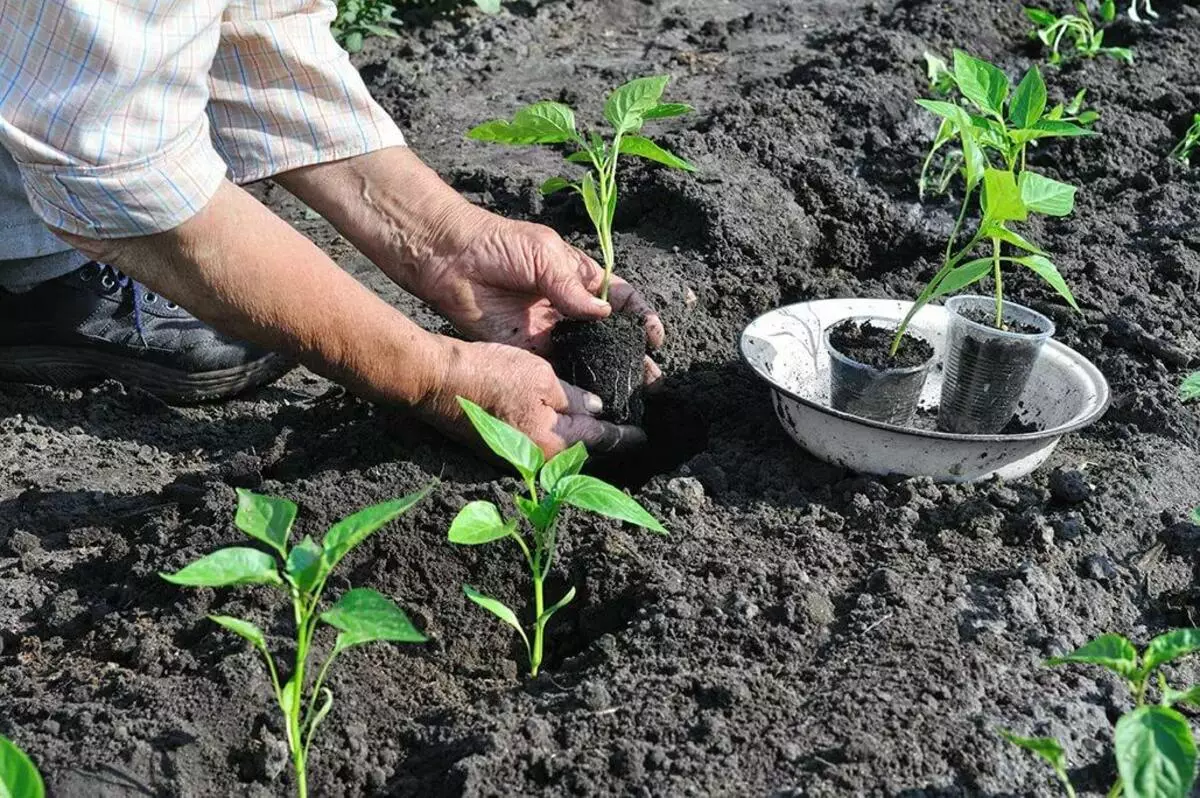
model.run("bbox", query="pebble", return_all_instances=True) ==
[664,477,705,513]
[1053,513,1088,541]
[579,680,612,711]
[1081,554,1118,583]
[1049,469,1091,504]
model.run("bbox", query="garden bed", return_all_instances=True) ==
[3,0,1200,795]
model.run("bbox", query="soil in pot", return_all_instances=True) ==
[825,318,935,427]
[551,313,646,425]
[937,295,1054,435]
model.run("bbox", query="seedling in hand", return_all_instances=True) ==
[467,75,696,301]
[161,488,432,798]
[1025,3,1134,66]
[0,734,44,798]
[448,398,665,677]
[1170,115,1200,165]
[898,53,1088,353]
[1003,630,1200,798]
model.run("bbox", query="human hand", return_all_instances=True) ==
[420,338,646,457]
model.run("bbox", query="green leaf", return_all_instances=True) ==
[456,397,544,481]
[209,615,268,651]
[604,75,670,132]
[618,136,696,171]
[1015,255,1080,311]
[1033,119,1097,137]
[286,535,324,594]
[463,585,530,653]
[1025,7,1059,26]
[1163,685,1200,708]
[1010,66,1047,129]
[320,588,427,646]
[565,150,595,164]
[960,124,986,191]
[472,0,501,13]
[306,687,335,743]
[467,102,580,146]
[343,32,363,53]
[234,490,296,557]
[1115,706,1197,798]
[931,258,994,299]
[280,677,297,717]
[448,501,512,545]
[1143,629,1200,674]
[540,441,588,494]
[1105,47,1135,65]
[360,23,398,38]
[1101,0,1116,22]
[555,475,665,533]
[0,734,44,798]
[580,172,605,234]
[540,177,572,195]
[537,585,577,625]
[1191,507,1200,525]
[915,99,967,123]
[323,485,432,572]
[1066,88,1088,116]
[982,168,1028,222]
[1046,633,1139,679]
[160,547,282,588]
[999,730,1069,773]
[514,494,557,531]
[985,222,1047,255]
[1181,373,1200,403]
[642,102,693,119]
[953,50,1009,117]
[1019,171,1077,216]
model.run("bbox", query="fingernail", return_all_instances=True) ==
[584,392,603,413]
[591,298,611,309]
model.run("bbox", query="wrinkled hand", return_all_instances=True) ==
[414,206,664,379]
[421,339,646,456]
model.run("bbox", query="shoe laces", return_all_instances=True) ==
[92,262,151,344]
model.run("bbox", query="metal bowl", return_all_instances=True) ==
[739,299,1111,482]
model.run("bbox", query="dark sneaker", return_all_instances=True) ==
[0,262,293,403]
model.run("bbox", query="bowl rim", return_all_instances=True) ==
[739,299,1112,444]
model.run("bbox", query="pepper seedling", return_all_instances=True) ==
[1003,630,1200,798]
[161,488,432,798]
[1170,114,1200,165]
[896,52,1088,353]
[448,397,665,677]
[0,734,44,798]
[332,0,499,53]
[467,75,696,301]
[1024,2,1134,66]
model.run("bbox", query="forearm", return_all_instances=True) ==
[274,146,477,294]
[58,180,448,406]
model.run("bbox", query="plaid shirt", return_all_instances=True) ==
[0,0,405,239]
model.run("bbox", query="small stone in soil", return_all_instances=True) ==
[1081,554,1118,582]
[827,319,933,370]
[1049,468,1091,504]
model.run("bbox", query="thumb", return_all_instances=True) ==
[539,247,612,320]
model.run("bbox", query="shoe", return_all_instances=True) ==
[0,262,293,403]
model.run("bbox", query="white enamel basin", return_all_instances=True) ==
[739,299,1111,482]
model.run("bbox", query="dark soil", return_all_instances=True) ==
[4,1,1200,797]
[550,314,646,425]
[957,304,1048,337]
[827,319,934,370]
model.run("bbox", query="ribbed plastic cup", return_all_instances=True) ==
[824,317,934,427]
[937,295,1055,435]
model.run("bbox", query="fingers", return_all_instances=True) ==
[540,245,611,321]
[553,413,648,453]
[644,356,664,390]
[559,380,604,415]
[603,274,666,350]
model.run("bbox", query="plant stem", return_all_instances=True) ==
[1107,778,1123,798]
[992,237,1004,328]
[597,133,623,302]
[530,574,545,677]
[288,592,310,798]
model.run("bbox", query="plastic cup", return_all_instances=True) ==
[937,295,1054,435]
[824,317,934,427]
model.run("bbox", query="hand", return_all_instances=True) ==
[421,338,646,457]
[415,206,665,363]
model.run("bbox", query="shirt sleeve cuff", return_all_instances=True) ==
[14,117,228,239]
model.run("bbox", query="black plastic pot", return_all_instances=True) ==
[824,317,935,427]
[936,295,1054,434]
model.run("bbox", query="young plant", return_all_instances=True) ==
[161,488,432,798]
[467,76,696,301]
[1170,115,1200,165]
[897,53,1090,353]
[0,734,44,798]
[332,0,500,53]
[1181,372,1200,403]
[1025,2,1135,66]
[448,398,665,677]
[1004,630,1200,798]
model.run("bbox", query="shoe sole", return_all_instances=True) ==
[0,346,295,404]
